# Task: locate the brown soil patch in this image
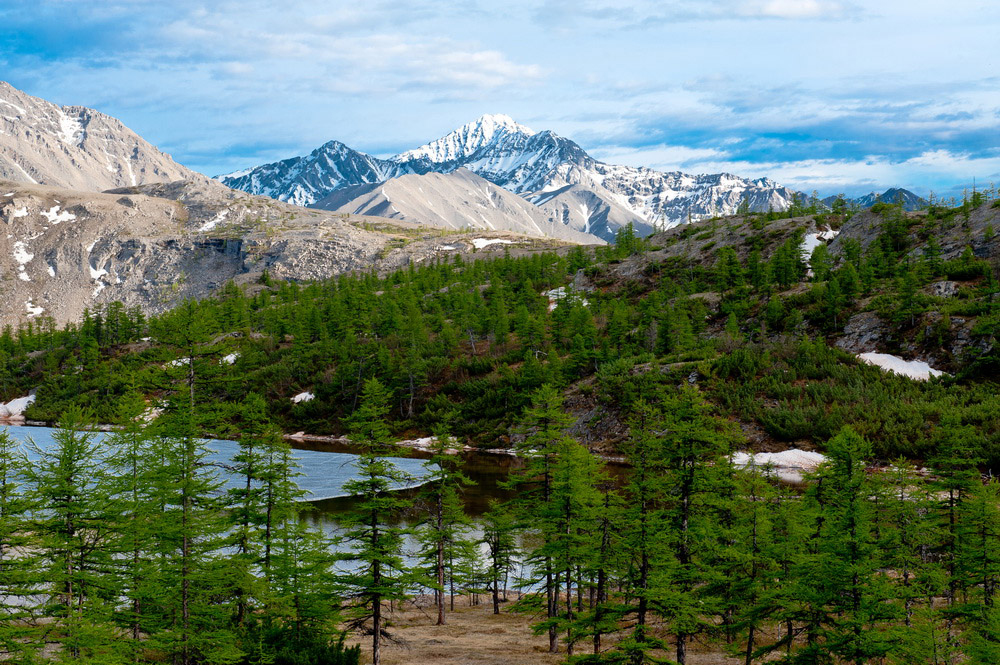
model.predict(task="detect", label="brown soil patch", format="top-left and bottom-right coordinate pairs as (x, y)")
top-left (343, 596), bottom-right (750, 665)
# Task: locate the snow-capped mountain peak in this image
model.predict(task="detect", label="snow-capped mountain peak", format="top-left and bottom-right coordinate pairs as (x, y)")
top-left (219, 113), bottom-right (804, 242)
top-left (393, 113), bottom-right (535, 164)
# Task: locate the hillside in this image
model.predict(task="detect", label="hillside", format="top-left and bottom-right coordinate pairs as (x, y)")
top-left (0, 177), bottom-right (581, 327)
top-left (3, 195), bottom-right (998, 465)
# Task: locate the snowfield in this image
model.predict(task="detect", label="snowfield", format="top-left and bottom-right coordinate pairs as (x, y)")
top-left (472, 238), bottom-right (514, 249)
top-left (40, 205), bottom-right (76, 224)
top-left (543, 286), bottom-right (589, 312)
top-left (198, 209), bottom-right (229, 232)
top-left (857, 352), bottom-right (944, 381)
top-left (732, 449), bottom-right (828, 483)
top-left (800, 227), bottom-right (838, 261)
top-left (0, 391), bottom-right (35, 423)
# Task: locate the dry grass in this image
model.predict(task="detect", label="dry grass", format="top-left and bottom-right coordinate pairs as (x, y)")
top-left (343, 595), bottom-right (749, 665)
top-left (344, 596), bottom-right (563, 665)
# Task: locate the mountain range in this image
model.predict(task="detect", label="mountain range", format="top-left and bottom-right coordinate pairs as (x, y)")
top-left (0, 83), bottom-right (581, 328)
top-left (822, 188), bottom-right (928, 212)
top-left (219, 114), bottom-right (803, 242)
top-left (0, 80), bottom-right (936, 328)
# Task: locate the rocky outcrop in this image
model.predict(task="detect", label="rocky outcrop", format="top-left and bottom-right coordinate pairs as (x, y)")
top-left (0, 178), bottom-right (581, 327)
top-left (828, 204), bottom-right (1000, 262)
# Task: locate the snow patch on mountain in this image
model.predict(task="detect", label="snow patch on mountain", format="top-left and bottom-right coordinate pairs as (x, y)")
top-left (857, 353), bottom-right (944, 381)
top-left (40, 205), bottom-right (75, 224)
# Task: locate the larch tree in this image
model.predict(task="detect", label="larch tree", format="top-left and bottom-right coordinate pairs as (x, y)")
top-left (337, 378), bottom-right (415, 665)
top-left (416, 425), bottom-right (473, 626)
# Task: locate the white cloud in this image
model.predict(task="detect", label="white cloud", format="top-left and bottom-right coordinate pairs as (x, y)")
top-left (741, 0), bottom-right (855, 19)
top-left (590, 144), bottom-right (728, 171)
top-left (664, 149), bottom-right (1000, 196)
top-left (532, 0), bottom-right (860, 25)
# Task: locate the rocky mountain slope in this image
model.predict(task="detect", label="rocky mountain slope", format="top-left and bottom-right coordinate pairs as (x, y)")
top-left (525, 183), bottom-right (653, 240)
top-left (218, 140), bottom-right (409, 209)
top-left (218, 114), bottom-right (803, 241)
top-left (0, 178), bottom-right (576, 328)
top-left (0, 81), bottom-right (202, 191)
top-left (313, 168), bottom-right (602, 244)
top-left (596, 199), bottom-right (1000, 374)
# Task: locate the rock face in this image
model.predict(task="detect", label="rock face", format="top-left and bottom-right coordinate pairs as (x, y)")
top-left (219, 113), bottom-right (804, 241)
top-left (218, 140), bottom-right (408, 208)
top-left (0, 81), bottom-right (203, 191)
top-left (313, 168), bottom-right (603, 244)
top-left (0, 178), bottom-right (581, 328)
top-left (526, 183), bottom-right (653, 240)
top-left (828, 205), bottom-right (1000, 263)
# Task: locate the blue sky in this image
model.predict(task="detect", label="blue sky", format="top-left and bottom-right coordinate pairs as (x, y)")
top-left (1, 0), bottom-right (997, 197)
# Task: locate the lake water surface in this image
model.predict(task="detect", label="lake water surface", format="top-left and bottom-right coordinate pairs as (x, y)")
top-left (2, 425), bottom-right (432, 503)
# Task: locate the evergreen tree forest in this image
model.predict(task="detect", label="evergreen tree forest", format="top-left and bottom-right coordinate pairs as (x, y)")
top-left (0, 196), bottom-right (998, 662)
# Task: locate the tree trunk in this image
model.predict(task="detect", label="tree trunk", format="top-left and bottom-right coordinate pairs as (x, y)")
top-left (437, 492), bottom-right (446, 625)
top-left (566, 566), bottom-right (574, 656)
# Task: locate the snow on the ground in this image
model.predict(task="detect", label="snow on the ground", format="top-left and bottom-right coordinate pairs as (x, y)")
top-left (291, 392), bottom-right (315, 404)
top-left (40, 205), bottom-right (76, 224)
top-left (0, 392), bottom-right (36, 417)
top-left (12, 240), bottom-right (32, 265)
top-left (800, 227), bottom-right (839, 261)
top-left (221, 352), bottom-right (239, 365)
top-left (732, 449), bottom-right (827, 483)
top-left (857, 352), bottom-right (944, 381)
top-left (198, 210), bottom-right (229, 232)
top-left (472, 238), bottom-right (514, 249)
top-left (13, 240), bottom-right (32, 281)
top-left (543, 286), bottom-right (589, 312)
top-left (732, 449), bottom-right (827, 470)
top-left (89, 262), bottom-right (107, 280)
top-left (436, 244), bottom-right (458, 251)
top-left (24, 300), bottom-right (43, 317)
top-left (167, 357), bottom-right (191, 367)
top-left (10, 206), bottom-right (27, 218)
top-left (47, 265), bottom-right (55, 277)
top-left (56, 110), bottom-right (83, 145)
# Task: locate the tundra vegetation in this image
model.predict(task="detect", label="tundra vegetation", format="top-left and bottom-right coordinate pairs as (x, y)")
top-left (0, 194), bottom-right (998, 663)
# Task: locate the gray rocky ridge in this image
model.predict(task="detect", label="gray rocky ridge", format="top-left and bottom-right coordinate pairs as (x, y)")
top-left (0, 81), bottom-right (203, 192)
top-left (0, 178), bottom-right (580, 328)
